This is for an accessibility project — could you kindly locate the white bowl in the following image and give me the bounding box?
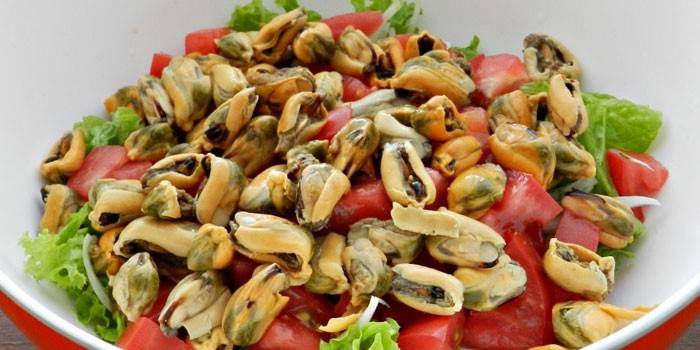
[1,0,699,349]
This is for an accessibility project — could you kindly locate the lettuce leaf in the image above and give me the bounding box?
[452,35,480,61]
[597,218,646,266]
[350,0,393,12]
[74,107,142,153]
[20,205,125,342]
[577,95,618,196]
[320,319,400,350]
[228,0,279,31]
[520,80,549,95]
[387,1,420,34]
[275,0,322,20]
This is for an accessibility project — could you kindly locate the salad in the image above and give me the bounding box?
[21,0,669,349]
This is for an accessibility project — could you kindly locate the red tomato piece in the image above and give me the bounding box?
[377,295,429,328]
[395,33,412,49]
[342,75,373,100]
[327,180,392,234]
[426,168,449,210]
[144,281,175,321]
[460,106,490,135]
[107,160,152,180]
[185,27,230,55]
[607,149,669,197]
[480,171,562,235]
[227,255,259,288]
[67,146,129,199]
[323,11,383,41]
[462,231,555,349]
[314,105,353,141]
[632,207,646,222]
[282,286,335,325]
[333,292,351,317]
[249,315,322,350]
[150,52,172,78]
[469,54,529,101]
[117,317,192,350]
[398,313,465,350]
[554,209,600,251]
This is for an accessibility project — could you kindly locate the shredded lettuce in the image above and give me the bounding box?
[452,35,480,61]
[387,1,420,34]
[20,205,125,342]
[520,80,549,95]
[597,218,646,266]
[74,107,142,153]
[350,0,393,12]
[320,319,400,350]
[577,95,618,196]
[228,0,279,31]
[229,0,321,31]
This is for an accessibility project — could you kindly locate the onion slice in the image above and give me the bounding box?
[358,296,388,327]
[615,196,661,208]
[82,234,113,312]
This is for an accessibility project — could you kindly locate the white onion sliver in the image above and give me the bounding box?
[615,196,661,208]
[358,296,389,327]
[82,234,113,312]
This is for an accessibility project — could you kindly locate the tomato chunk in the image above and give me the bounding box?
[185,27,230,55]
[67,146,129,199]
[314,105,353,141]
[150,52,172,78]
[398,313,465,350]
[460,106,490,135]
[117,317,192,350]
[469,54,529,101]
[607,149,668,197]
[249,315,322,350]
[226,255,259,288]
[323,11,383,41]
[480,171,562,235]
[282,286,335,326]
[342,75,373,100]
[378,295,429,327]
[107,160,152,180]
[555,209,600,251]
[143,281,175,321]
[328,179,392,233]
[333,292,351,317]
[426,168,449,210]
[462,231,554,349]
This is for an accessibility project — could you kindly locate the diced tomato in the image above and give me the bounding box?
[462,231,554,349]
[469,54,529,101]
[412,248,455,274]
[314,105,353,141]
[343,75,373,100]
[333,292,351,316]
[480,171,563,235]
[117,317,192,350]
[226,255,259,288]
[107,160,152,180]
[323,11,383,41]
[426,168,449,210]
[395,33,412,49]
[144,282,175,321]
[460,106,490,135]
[377,295,428,327]
[249,314,323,350]
[308,63,334,74]
[150,52,172,78]
[398,313,465,350]
[328,180,392,233]
[67,146,129,199]
[549,282,585,305]
[282,287,335,326]
[607,149,669,197]
[555,209,600,251]
[185,27,230,55]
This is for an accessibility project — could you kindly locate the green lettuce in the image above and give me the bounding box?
[275,0,322,21]
[577,95,618,196]
[20,205,125,342]
[452,35,480,61]
[387,1,420,34]
[520,80,549,95]
[228,0,279,31]
[350,0,393,12]
[597,218,646,266]
[74,107,142,153]
[320,319,400,350]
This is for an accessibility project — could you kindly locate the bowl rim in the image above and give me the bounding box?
[1,267,699,349]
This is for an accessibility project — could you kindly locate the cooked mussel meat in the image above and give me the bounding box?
[314,71,343,110]
[374,111,432,159]
[348,219,423,265]
[215,31,254,67]
[275,92,328,154]
[306,233,350,295]
[40,130,86,183]
[404,31,447,59]
[223,115,278,177]
[161,56,212,132]
[248,65,316,115]
[88,179,145,232]
[137,75,175,125]
[210,64,248,107]
[454,256,527,311]
[523,33,581,80]
[104,85,143,118]
[342,237,393,307]
[410,95,466,141]
[253,8,308,64]
[562,192,639,249]
[381,140,436,208]
[187,224,235,271]
[141,153,205,190]
[293,22,335,65]
[329,118,380,177]
[112,252,160,321]
[330,27,382,76]
[124,122,178,161]
[447,163,507,218]
[141,180,195,220]
[391,263,463,315]
[488,122,556,187]
[543,239,615,301]
[553,301,649,348]
[296,163,350,231]
[39,184,81,234]
[432,135,482,178]
[547,74,587,137]
[195,154,247,226]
